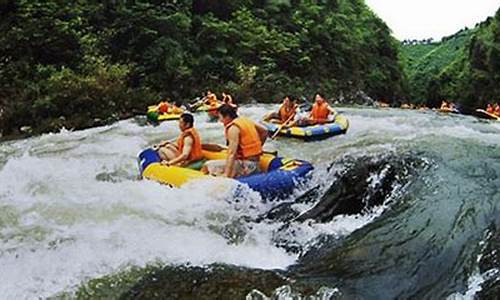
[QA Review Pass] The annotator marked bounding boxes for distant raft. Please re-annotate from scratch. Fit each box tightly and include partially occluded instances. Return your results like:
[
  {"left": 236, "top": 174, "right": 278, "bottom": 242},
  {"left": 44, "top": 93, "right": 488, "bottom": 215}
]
[
  {"left": 437, "top": 107, "right": 460, "bottom": 114},
  {"left": 262, "top": 114, "right": 349, "bottom": 141},
  {"left": 475, "top": 109, "right": 500, "bottom": 121},
  {"left": 137, "top": 147, "right": 313, "bottom": 199},
  {"left": 146, "top": 105, "right": 184, "bottom": 123}
]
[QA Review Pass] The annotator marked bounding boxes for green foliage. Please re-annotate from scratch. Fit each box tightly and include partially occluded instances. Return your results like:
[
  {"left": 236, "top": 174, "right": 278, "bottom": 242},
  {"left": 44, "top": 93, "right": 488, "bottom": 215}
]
[
  {"left": 0, "top": 0, "right": 406, "bottom": 136},
  {"left": 400, "top": 7, "right": 500, "bottom": 111}
]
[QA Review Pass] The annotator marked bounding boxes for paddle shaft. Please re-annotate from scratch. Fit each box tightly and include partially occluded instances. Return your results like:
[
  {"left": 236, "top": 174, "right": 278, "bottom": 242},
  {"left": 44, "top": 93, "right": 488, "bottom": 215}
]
[{"left": 271, "top": 112, "right": 295, "bottom": 139}]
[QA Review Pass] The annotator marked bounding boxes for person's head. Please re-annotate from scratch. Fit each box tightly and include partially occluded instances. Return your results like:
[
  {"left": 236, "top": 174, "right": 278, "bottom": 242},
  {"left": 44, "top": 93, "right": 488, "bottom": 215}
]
[
  {"left": 179, "top": 113, "right": 194, "bottom": 131},
  {"left": 283, "top": 96, "right": 291, "bottom": 106},
  {"left": 217, "top": 104, "right": 238, "bottom": 125},
  {"left": 315, "top": 93, "right": 326, "bottom": 104}
]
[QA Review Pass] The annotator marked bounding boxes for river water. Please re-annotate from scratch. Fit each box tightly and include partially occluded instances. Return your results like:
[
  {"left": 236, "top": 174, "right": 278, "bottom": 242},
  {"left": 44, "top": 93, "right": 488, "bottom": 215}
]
[{"left": 0, "top": 105, "right": 499, "bottom": 299}]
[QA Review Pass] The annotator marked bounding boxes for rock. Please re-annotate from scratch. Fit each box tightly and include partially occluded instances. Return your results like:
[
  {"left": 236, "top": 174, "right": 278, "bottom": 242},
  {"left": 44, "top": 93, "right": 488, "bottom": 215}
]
[{"left": 121, "top": 265, "right": 289, "bottom": 300}]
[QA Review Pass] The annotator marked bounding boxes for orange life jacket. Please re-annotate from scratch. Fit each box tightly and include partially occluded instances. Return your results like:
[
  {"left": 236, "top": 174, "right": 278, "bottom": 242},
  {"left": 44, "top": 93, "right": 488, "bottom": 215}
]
[
  {"left": 311, "top": 102, "right": 330, "bottom": 122},
  {"left": 225, "top": 117, "right": 262, "bottom": 159},
  {"left": 279, "top": 104, "right": 297, "bottom": 123},
  {"left": 207, "top": 94, "right": 218, "bottom": 106},
  {"left": 486, "top": 106, "right": 494, "bottom": 114},
  {"left": 158, "top": 102, "right": 169, "bottom": 114},
  {"left": 177, "top": 127, "right": 203, "bottom": 162}
]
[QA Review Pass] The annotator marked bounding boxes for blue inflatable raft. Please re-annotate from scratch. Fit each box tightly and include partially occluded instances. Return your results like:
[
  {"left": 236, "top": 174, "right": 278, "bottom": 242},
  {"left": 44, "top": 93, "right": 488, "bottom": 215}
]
[
  {"left": 138, "top": 146, "right": 313, "bottom": 199},
  {"left": 263, "top": 114, "right": 349, "bottom": 141}
]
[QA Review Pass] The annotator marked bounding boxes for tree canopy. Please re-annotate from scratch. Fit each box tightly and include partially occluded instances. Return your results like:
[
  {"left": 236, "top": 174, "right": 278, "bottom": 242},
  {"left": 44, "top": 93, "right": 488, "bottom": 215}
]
[{"left": 0, "top": 0, "right": 405, "bottom": 136}]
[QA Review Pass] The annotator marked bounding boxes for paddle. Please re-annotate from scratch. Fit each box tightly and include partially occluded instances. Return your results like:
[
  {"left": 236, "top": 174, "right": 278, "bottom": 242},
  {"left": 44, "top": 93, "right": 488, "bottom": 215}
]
[
  {"left": 270, "top": 112, "right": 295, "bottom": 139},
  {"left": 202, "top": 143, "right": 278, "bottom": 156}
]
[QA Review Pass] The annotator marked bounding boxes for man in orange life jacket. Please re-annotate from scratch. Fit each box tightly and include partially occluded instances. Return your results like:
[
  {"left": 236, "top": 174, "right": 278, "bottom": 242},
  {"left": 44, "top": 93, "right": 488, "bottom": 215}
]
[
  {"left": 154, "top": 113, "right": 203, "bottom": 166},
  {"left": 263, "top": 95, "right": 298, "bottom": 124},
  {"left": 203, "top": 105, "right": 268, "bottom": 178},
  {"left": 291, "top": 93, "right": 336, "bottom": 126}
]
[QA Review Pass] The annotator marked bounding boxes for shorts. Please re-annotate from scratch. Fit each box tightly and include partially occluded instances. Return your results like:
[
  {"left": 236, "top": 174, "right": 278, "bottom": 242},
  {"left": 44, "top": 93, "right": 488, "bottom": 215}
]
[{"left": 204, "top": 159, "right": 260, "bottom": 177}]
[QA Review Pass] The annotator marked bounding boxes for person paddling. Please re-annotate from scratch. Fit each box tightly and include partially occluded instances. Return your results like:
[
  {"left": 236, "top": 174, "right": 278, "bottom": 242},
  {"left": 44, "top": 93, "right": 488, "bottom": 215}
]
[
  {"left": 154, "top": 113, "right": 203, "bottom": 167},
  {"left": 202, "top": 104, "right": 268, "bottom": 178},
  {"left": 289, "top": 93, "right": 336, "bottom": 127},
  {"left": 263, "top": 95, "right": 298, "bottom": 125}
]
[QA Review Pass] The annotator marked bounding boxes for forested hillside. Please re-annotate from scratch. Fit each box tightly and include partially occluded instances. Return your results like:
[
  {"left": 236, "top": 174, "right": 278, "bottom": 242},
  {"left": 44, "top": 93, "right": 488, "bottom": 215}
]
[
  {"left": 400, "top": 7, "right": 500, "bottom": 111},
  {"left": 0, "top": 0, "right": 405, "bottom": 136}
]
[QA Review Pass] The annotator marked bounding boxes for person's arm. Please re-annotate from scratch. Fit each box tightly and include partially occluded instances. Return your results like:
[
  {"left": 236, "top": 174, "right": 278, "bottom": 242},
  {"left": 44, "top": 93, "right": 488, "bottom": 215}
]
[
  {"left": 327, "top": 105, "right": 337, "bottom": 114},
  {"left": 255, "top": 122, "right": 268, "bottom": 145},
  {"left": 166, "top": 136, "right": 193, "bottom": 166},
  {"left": 153, "top": 139, "right": 174, "bottom": 150},
  {"left": 223, "top": 126, "right": 240, "bottom": 178}
]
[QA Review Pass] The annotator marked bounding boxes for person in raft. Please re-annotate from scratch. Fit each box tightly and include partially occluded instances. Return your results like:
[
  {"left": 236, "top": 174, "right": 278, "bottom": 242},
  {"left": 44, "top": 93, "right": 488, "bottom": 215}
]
[
  {"left": 157, "top": 99, "right": 183, "bottom": 114},
  {"left": 202, "top": 105, "right": 268, "bottom": 178},
  {"left": 153, "top": 113, "right": 203, "bottom": 167},
  {"left": 263, "top": 95, "right": 298, "bottom": 125},
  {"left": 288, "top": 93, "right": 336, "bottom": 127}
]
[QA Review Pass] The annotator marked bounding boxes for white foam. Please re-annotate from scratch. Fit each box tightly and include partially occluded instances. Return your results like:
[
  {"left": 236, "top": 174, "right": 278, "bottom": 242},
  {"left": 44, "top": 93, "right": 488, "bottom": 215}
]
[{"left": 3, "top": 106, "right": 495, "bottom": 298}]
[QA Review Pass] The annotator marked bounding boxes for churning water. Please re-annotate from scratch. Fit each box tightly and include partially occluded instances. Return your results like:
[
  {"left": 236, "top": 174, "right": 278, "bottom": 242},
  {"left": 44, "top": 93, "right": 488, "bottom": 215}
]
[{"left": 0, "top": 106, "right": 499, "bottom": 299}]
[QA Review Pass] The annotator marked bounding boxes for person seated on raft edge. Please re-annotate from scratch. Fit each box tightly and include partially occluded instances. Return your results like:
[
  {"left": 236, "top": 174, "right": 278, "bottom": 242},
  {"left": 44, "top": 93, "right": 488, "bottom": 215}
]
[
  {"left": 263, "top": 95, "right": 298, "bottom": 125},
  {"left": 288, "top": 93, "right": 336, "bottom": 127},
  {"left": 157, "top": 100, "right": 170, "bottom": 114},
  {"left": 201, "top": 104, "right": 268, "bottom": 178},
  {"left": 157, "top": 98, "right": 184, "bottom": 115},
  {"left": 154, "top": 113, "right": 203, "bottom": 167}
]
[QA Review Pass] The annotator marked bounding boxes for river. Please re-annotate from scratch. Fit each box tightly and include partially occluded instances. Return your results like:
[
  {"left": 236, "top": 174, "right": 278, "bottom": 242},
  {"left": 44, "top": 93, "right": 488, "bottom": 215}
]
[{"left": 0, "top": 105, "right": 499, "bottom": 299}]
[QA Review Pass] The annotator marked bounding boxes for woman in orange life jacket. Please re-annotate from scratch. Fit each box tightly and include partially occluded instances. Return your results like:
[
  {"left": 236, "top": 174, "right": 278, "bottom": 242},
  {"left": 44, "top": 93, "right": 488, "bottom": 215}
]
[
  {"left": 154, "top": 113, "right": 203, "bottom": 167},
  {"left": 202, "top": 104, "right": 268, "bottom": 178},
  {"left": 289, "top": 93, "right": 336, "bottom": 127},
  {"left": 263, "top": 95, "right": 298, "bottom": 125}
]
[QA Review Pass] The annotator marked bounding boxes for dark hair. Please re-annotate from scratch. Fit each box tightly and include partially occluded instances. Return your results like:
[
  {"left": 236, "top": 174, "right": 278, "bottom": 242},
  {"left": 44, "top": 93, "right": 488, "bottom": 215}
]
[
  {"left": 180, "top": 113, "right": 194, "bottom": 127},
  {"left": 316, "top": 92, "right": 325, "bottom": 99},
  {"left": 217, "top": 104, "right": 238, "bottom": 119}
]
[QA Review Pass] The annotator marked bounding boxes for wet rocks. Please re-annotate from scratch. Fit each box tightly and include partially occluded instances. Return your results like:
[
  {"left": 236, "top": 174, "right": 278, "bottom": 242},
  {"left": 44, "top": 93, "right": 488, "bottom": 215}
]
[{"left": 121, "top": 265, "right": 289, "bottom": 300}]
